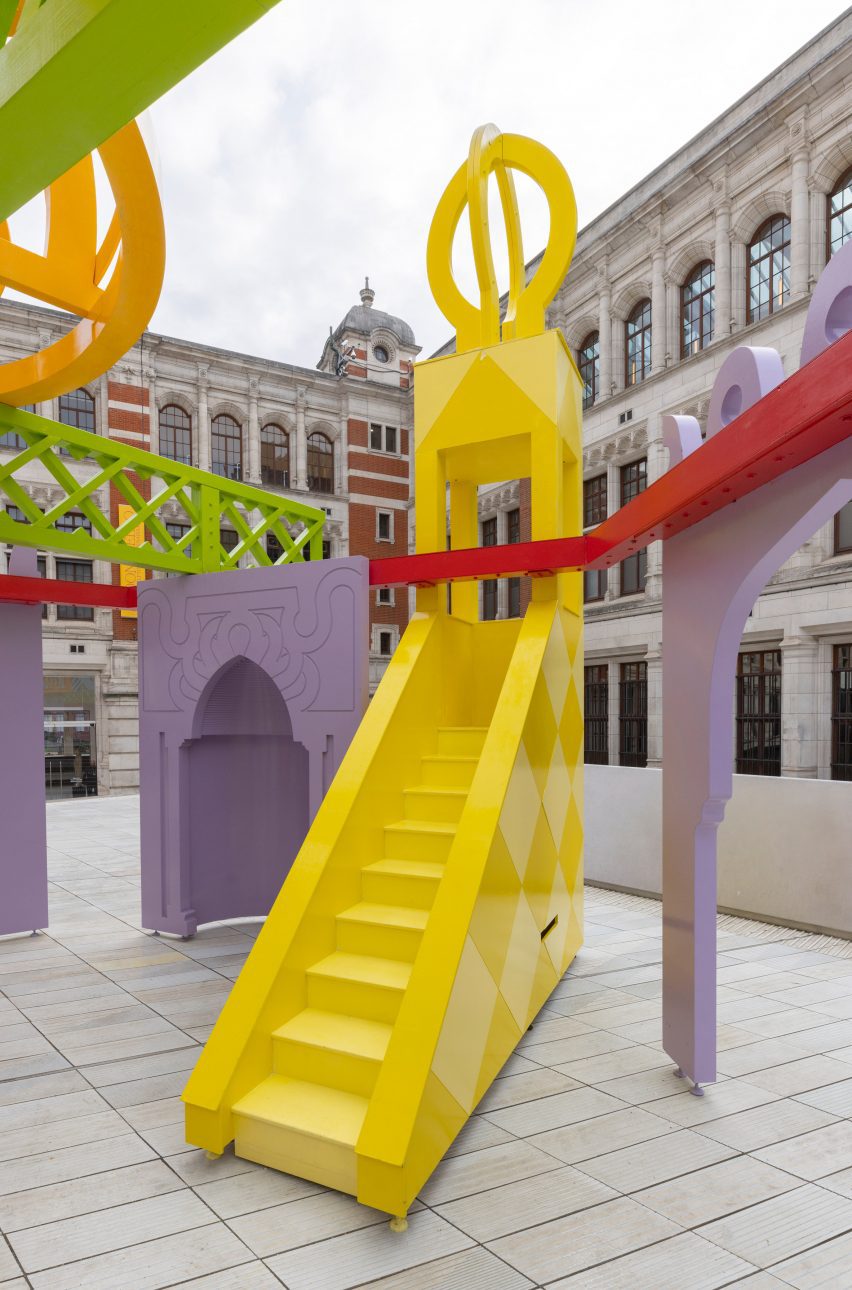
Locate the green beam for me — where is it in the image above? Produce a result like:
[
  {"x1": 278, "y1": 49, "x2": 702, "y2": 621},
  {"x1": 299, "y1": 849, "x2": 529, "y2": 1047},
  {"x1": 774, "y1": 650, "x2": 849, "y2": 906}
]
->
[
  {"x1": 0, "y1": 404, "x2": 325, "y2": 574},
  {"x1": 0, "y1": 0, "x2": 284, "y2": 220}
]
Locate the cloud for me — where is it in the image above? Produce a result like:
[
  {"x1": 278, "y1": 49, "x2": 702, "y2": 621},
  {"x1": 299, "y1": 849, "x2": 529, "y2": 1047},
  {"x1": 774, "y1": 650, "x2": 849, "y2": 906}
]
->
[{"x1": 133, "y1": 0, "x2": 846, "y2": 364}]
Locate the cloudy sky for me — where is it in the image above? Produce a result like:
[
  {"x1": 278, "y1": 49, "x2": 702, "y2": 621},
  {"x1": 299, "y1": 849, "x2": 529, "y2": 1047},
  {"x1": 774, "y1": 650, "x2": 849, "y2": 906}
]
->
[{"x1": 141, "y1": 0, "x2": 845, "y2": 365}]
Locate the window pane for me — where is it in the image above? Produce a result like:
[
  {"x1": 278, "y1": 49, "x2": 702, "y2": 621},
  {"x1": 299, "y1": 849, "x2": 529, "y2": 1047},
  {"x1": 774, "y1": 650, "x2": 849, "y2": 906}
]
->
[
  {"x1": 578, "y1": 332, "x2": 600, "y2": 408},
  {"x1": 260, "y1": 424, "x2": 289, "y2": 488},
  {"x1": 307, "y1": 433, "x2": 333, "y2": 493},
  {"x1": 58, "y1": 389, "x2": 95, "y2": 433},
  {"x1": 681, "y1": 261, "x2": 715, "y2": 357},
  {"x1": 833, "y1": 643, "x2": 852, "y2": 780},
  {"x1": 56, "y1": 559, "x2": 94, "y2": 621},
  {"x1": 747, "y1": 216, "x2": 790, "y2": 323},
  {"x1": 385, "y1": 426, "x2": 397, "y2": 454},
  {"x1": 836, "y1": 501, "x2": 852, "y2": 553},
  {"x1": 211, "y1": 415, "x2": 242, "y2": 481},
  {"x1": 159, "y1": 405, "x2": 192, "y2": 464},
  {"x1": 584, "y1": 475, "x2": 607, "y2": 527},
  {"x1": 625, "y1": 300, "x2": 651, "y2": 386}
]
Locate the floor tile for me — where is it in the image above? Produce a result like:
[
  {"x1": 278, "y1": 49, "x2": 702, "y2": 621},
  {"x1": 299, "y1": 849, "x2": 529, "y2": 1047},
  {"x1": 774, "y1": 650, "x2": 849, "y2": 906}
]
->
[
  {"x1": 716, "y1": 1039, "x2": 812, "y2": 1077},
  {"x1": 694, "y1": 1098, "x2": 838, "y2": 1151},
  {"x1": 633, "y1": 1154, "x2": 800, "y2": 1226},
  {"x1": 265, "y1": 1210, "x2": 473, "y2": 1290},
  {"x1": 477, "y1": 1067, "x2": 579, "y2": 1112},
  {"x1": 434, "y1": 1164, "x2": 617, "y2": 1240},
  {"x1": 10, "y1": 1189, "x2": 213, "y2": 1273},
  {"x1": 194, "y1": 1165, "x2": 320, "y2": 1219},
  {"x1": 574, "y1": 1127, "x2": 735, "y2": 1192},
  {"x1": 528, "y1": 1105, "x2": 675, "y2": 1164},
  {"x1": 744, "y1": 1055, "x2": 852, "y2": 1096},
  {"x1": 27, "y1": 1223, "x2": 254, "y2": 1290},
  {"x1": 486, "y1": 1195, "x2": 681, "y2": 1284},
  {"x1": 545, "y1": 1230, "x2": 755, "y2": 1289},
  {"x1": 419, "y1": 1139, "x2": 561, "y2": 1205},
  {"x1": 484, "y1": 1086, "x2": 627, "y2": 1137},
  {"x1": 754, "y1": 1120, "x2": 852, "y2": 1179},
  {"x1": 554, "y1": 1043, "x2": 669, "y2": 1085},
  {"x1": 228, "y1": 1189, "x2": 386, "y2": 1257},
  {"x1": 698, "y1": 1184, "x2": 852, "y2": 1267},
  {"x1": 356, "y1": 1245, "x2": 534, "y2": 1290},
  {"x1": 0, "y1": 1160, "x2": 184, "y2": 1233}
]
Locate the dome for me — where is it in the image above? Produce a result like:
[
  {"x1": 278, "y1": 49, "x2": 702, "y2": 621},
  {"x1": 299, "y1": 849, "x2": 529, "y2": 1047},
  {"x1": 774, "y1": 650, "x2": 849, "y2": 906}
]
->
[{"x1": 333, "y1": 279, "x2": 416, "y2": 348}]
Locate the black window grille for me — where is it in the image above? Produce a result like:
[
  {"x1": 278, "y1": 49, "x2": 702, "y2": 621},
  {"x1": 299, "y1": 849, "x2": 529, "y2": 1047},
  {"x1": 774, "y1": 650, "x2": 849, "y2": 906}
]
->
[
  {"x1": 307, "y1": 432, "x2": 333, "y2": 493},
  {"x1": 736, "y1": 649, "x2": 782, "y2": 775},
  {"x1": 585, "y1": 664, "x2": 608, "y2": 765},
  {"x1": 56, "y1": 559, "x2": 94, "y2": 621},
  {"x1": 481, "y1": 516, "x2": 498, "y2": 620},
  {"x1": 619, "y1": 661, "x2": 647, "y2": 766},
  {"x1": 747, "y1": 216, "x2": 790, "y2": 324},
  {"x1": 578, "y1": 332, "x2": 599, "y2": 409},
  {"x1": 159, "y1": 405, "x2": 192, "y2": 464},
  {"x1": 681, "y1": 261, "x2": 715, "y2": 356},
  {"x1": 832, "y1": 643, "x2": 852, "y2": 781},
  {"x1": 507, "y1": 507, "x2": 521, "y2": 618}
]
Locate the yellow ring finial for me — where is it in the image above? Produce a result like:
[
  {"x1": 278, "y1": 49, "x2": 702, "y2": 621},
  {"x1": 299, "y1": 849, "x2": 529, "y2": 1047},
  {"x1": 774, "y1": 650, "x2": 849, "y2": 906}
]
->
[{"x1": 426, "y1": 126, "x2": 577, "y2": 354}]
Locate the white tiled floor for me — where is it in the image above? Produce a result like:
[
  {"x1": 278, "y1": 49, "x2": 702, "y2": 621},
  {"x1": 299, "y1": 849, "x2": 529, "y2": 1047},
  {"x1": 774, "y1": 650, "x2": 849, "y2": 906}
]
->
[{"x1": 3, "y1": 797, "x2": 852, "y2": 1287}]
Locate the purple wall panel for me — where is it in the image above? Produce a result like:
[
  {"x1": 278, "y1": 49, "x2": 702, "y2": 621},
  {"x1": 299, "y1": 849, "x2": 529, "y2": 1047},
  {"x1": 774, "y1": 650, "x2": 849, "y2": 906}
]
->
[
  {"x1": 138, "y1": 558, "x2": 369, "y2": 936},
  {"x1": 0, "y1": 548, "x2": 48, "y2": 936}
]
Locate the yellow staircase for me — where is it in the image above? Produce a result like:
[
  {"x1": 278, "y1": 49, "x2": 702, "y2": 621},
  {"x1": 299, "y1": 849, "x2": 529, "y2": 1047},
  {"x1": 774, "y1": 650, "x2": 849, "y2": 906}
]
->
[
  {"x1": 230, "y1": 726, "x2": 486, "y2": 1195},
  {"x1": 184, "y1": 126, "x2": 586, "y2": 1217}
]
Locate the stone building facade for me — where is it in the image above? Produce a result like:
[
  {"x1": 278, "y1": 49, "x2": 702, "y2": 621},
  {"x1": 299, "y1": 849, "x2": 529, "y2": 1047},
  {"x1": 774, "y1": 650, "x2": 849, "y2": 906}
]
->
[
  {"x1": 0, "y1": 283, "x2": 416, "y2": 796},
  {"x1": 478, "y1": 12, "x2": 852, "y2": 781}
]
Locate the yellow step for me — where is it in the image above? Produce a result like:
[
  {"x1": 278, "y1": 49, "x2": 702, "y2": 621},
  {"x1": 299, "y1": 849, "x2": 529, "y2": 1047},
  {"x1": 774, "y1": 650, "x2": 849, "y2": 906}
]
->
[
  {"x1": 383, "y1": 818, "x2": 455, "y2": 862},
  {"x1": 362, "y1": 858, "x2": 444, "y2": 909},
  {"x1": 306, "y1": 951, "x2": 411, "y2": 1023},
  {"x1": 233, "y1": 1075, "x2": 366, "y2": 1195},
  {"x1": 403, "y1": 785, "x2": 468, "y2": 823},
  {"x1": 273, "y1": 1008, "x2": 391, "y2": 1097},
  {"x1": 336, "y1": 901, "x2": 428, "y2": 961},
  {"x1": 437, "y1": 725, "x2": 488, "y2": 755},
  {"x1": 421, "y1": 754, "x2": 479, "y2": 788}
]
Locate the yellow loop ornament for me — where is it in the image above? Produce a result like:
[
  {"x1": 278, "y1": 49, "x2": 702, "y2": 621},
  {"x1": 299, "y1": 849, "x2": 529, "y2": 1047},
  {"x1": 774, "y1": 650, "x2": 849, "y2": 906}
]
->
[
  {"x1": 0, "y1": 117, "x2": 165, "y2": 406},
  {"x1": 427, "y1": 124, "x2": 577, "y2": 354}
]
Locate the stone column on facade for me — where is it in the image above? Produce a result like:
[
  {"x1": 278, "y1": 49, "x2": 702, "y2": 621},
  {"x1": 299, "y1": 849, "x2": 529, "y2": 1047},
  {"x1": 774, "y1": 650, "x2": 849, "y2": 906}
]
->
[
  {"x1": 791, "y1": 145, "x2": 811, "y2": 298},
  {"x1": 597, "y1": 265, "x2": 611, "y2": 399},
  {"x1": 645, "y1": 641, "x2": 663, "y2": 768},
  {"x1": 714, "y1": 201, "x2": 731, "y2": 338},
  {"x1": 610, "y1": 315, "x2": 624, "y2": 395},
  {"x1": 810, "y1": 183, "x2": 827, "y2": 284},
  {"x1": 196, "y1": 364, "x2": 210, "y2": 472},
  {"x1": 665, "y1": 275, "x2": 679, "y2": 367},
  {"x1": 247, "y1": 376, "x2": 260, "y2": 484},
  {"x1": 336, "y1": 406, "x2": 348, "y2": 498},
  {"x1": 651, "y1": 246, "x2": 666, "y2": 374},
  {"x1": 730, "y1": 240, "x2": 746, "y2": 330},
  {"x1": 780, "y1": 632, "x2": 819, "y2": 777},
  {"x1": 644, "y1": 424, "x2": 666, "y2": 601},
  {"x1": 295, "y1": 388, "x2": 308, "y2": 490},
  {"x1": 604, "y1": 456, "x2": 620, "y2": 599}
]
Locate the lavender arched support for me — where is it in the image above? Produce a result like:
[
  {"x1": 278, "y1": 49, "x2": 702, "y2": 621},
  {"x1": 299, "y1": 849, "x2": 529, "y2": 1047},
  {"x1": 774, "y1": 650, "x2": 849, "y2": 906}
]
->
[
  {"x1": 0, "y1": 547, "x2": 48, "y2": 936},
  {"x1": 138, "y1": 558, "x2": 369, "y2": 937},
  {"x1": 663, "y1": 442, "x2": 852, "y2": 1086}
]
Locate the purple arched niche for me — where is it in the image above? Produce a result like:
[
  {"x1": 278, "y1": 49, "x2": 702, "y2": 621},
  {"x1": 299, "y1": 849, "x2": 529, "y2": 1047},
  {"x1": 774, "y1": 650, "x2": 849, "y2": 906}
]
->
[
  {"x1": 663, "y1": 440, "x2": 852, "y2": 1089},
  {"x1": 138, "y1": 558, "x2": 369, "y2": 936},
  {"x1": 183, "y1": 657, "x2": 309, "y2": 930}
]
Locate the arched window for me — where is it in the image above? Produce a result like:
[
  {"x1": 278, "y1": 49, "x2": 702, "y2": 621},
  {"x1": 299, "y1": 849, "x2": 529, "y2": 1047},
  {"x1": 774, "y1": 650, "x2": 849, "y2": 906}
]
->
[
  {"x1": 828, "y1": 170, "x2": 852, "y2": 257},
  {"x1": 577, "y1": 332, "x2": 599, "y2": 409},
  {"x1": 747, "y1": 215, "x2": 790, "y2": 323},
  {"x1": 681, "y1": 261, "x2": 715, "y2": 357},
  {"x1": 158, "y1": 404, "x2": 192, "y2": 464},
  {"x1": 307, "y1": 432, "x2": 333, "y2": 494},
  {"x1": 261, "y1": 423, "x2": 289, "y2": 488},
  {"x1": 625, "y1": 300, "x2": 651, "y2": 386},
  {"x1": 211, "y1": 414, "x2": 242, "y2": 481},
  {"x1": 58, "y1": 388, "x2": 95, "y2": 432}
]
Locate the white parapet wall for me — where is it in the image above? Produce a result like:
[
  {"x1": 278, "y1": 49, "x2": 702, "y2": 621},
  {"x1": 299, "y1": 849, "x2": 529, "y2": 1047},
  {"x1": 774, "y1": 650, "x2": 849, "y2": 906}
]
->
[{"x1": 586, "y1": 765, "x2": 852, "y2": 937}]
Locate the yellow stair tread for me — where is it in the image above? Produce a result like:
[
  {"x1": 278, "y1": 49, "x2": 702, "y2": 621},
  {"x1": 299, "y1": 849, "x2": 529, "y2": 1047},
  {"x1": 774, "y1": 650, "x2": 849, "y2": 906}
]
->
[
  {"x1": 384, "y1": 818, "x2": 456, "y2": 835},
  {"x1": 307, "y1": 951, "x2": 412, "y2": 991},
  {"x1": 273, "y1": 1008, "x2": 391, "y2": 1060},
  {"x1": 234, "y1": 1075, "x2": 367, "y2": 1145},
  {"x1": 421, "y1": 753, "x2": 479, "y2": 764},
  {"x1": 438, "y1": 726, "x2": 489, "y2": 733},
  {"x1": 364, "y1": 858, "x2": 445, "y2": 880},
  {"x1": 404, "y1": 785, "x2": 468, "y2": 798},
  {"x1": 337, "y1": 902, "x2": 429, "y2": 930}
]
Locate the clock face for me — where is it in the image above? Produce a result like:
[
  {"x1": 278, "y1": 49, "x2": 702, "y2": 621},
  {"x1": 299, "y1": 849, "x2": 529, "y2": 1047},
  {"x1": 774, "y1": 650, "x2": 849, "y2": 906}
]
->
[{"x1": 373, "y1": 344, "x2": 390, "y2": 364}]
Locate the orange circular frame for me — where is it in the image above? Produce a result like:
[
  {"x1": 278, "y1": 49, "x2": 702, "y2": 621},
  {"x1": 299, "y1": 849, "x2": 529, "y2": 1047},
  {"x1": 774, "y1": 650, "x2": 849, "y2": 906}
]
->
[{"x1": 0, "y1": 118, "x2": 165, "y2": 406}]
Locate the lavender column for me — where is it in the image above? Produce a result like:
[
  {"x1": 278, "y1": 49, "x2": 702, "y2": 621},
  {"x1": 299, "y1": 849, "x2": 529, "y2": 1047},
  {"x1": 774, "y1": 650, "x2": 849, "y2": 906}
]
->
[{"x1": 0, "y1": 548, "x2": 48, "y2": 936}]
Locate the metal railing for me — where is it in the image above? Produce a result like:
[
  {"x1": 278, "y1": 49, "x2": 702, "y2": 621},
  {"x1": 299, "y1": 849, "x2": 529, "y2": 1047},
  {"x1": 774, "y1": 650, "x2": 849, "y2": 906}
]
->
[{"x1": 0, "y1": 405, "x2": 325, "y2": 574}]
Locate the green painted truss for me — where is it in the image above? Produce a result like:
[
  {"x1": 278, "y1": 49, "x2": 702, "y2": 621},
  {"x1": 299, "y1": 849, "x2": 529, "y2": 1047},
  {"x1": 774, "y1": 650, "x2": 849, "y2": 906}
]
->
[{"x1": 0, "y1": 405, "x2": 325, "y2": 574}]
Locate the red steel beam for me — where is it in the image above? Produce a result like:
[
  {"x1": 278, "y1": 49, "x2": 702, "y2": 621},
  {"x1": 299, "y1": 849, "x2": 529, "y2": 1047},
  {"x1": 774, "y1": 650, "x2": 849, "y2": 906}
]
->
[
  {"x1": 587, "y1": 329, "x2": 852, "y2": 569},
  {"x1": 368, "y1": 536, "x2": 606, "y2": 587},
  {"x1": 0, "y1": 575, "x2": 137, "y2": 609}
]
